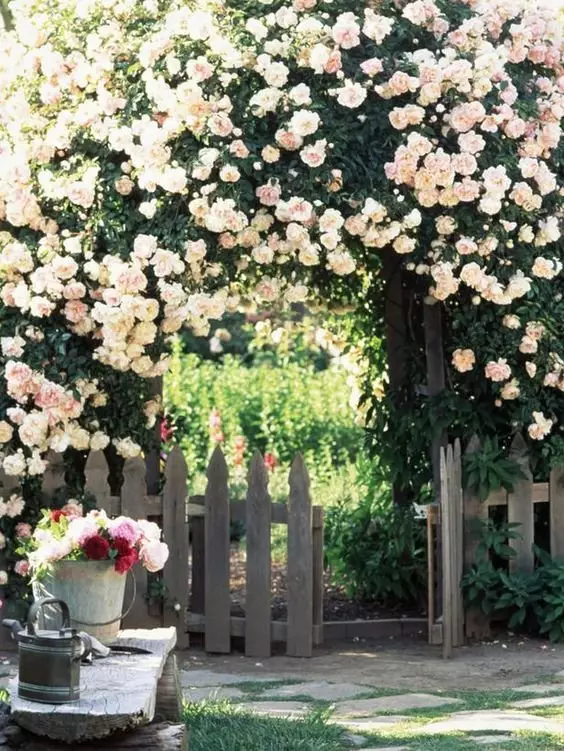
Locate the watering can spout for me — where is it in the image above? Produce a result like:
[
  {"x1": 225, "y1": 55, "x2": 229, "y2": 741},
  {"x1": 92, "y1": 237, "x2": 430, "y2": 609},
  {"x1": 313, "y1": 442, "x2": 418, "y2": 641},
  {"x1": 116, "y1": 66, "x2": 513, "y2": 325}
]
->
[{"x1": 2, "y1": 619, "x2": 23, "y2": 640}]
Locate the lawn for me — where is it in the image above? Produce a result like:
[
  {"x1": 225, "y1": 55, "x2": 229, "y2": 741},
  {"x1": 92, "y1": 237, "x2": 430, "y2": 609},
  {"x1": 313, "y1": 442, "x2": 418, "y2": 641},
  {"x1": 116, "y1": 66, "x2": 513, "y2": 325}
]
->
[{"x1": 183, "y1": 685, "x2": 564, "y2": 751}]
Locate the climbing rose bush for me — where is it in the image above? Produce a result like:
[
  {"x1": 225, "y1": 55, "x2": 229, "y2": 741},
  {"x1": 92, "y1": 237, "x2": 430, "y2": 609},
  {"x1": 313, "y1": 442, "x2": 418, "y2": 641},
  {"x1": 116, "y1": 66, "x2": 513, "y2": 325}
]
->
[{"x1": 0, "y1": 0, "x2": 563, "y2": 519}]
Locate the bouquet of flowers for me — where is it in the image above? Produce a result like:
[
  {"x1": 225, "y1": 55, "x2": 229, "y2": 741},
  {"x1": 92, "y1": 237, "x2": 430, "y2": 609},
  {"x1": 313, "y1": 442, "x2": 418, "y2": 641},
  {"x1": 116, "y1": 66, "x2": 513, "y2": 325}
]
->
[{"x1": 19, "y1": 502, "x2": 169, "y2": 579}]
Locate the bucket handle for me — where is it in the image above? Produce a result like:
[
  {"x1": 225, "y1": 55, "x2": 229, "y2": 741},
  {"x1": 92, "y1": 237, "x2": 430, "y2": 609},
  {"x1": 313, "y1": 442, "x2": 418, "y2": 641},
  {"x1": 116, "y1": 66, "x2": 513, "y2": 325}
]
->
[
  {"x1": 27, "y1": 597, "x2": 70, "y2": 635},
  {"x1": 39, "y1": 569, "x2": 137, "y2": 629}
]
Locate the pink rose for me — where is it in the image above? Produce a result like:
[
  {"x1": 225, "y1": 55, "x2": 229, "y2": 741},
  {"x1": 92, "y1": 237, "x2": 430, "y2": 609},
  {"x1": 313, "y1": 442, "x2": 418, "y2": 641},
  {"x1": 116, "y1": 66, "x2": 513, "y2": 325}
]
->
[
  {"x1": 16, "y1": 522, "x2": 32, "y2": 539},
  {"x1": 14, "y1": 560, "x2": 30, "y2": 577},
  {"x1": 139, "y1": 540, "x2": 169, "y2": 573},
  {"x1": 485, "y1": 358, "x2": 512, "y2": 382}
]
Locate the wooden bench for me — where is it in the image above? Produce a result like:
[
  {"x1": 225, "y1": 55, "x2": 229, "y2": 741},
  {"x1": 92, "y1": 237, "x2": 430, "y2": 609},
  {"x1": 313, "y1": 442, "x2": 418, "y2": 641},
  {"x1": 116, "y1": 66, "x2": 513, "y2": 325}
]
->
[{"x1": 8, "y1": 627, "x2": 187, "y2": 749}]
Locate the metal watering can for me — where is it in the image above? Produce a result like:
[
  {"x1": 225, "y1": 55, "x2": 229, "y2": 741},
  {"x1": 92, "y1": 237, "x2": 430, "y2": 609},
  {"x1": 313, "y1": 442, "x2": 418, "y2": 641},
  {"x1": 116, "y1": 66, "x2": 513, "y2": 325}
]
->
[{"x1": 3, "y1": 597, "x2": 92, "y2": 704}]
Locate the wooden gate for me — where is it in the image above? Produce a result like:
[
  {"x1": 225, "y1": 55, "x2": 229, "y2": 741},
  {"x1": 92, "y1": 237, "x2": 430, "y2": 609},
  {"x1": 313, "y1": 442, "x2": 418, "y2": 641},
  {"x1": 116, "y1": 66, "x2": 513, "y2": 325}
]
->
[{"x1": 187, "y1": 447, "x2": 324, "y2": 658}]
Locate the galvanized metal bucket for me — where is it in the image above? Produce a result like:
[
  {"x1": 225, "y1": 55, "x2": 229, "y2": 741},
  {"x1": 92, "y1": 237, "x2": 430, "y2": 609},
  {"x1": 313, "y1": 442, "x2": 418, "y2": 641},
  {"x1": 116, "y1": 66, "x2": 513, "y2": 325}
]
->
[{"x1": 32, "y1": 561, "x2": 133, "y2": 644}]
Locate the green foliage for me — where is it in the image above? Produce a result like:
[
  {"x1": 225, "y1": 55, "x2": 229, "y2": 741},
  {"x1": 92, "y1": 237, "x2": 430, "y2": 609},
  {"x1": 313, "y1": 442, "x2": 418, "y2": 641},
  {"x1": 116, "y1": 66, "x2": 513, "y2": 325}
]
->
[
  {"x1": 164, "y1": 338, "x2": 362, "y2": 490},
  {"x1": 463, "y1": 438, "x2": 524, "y2": 501},
  {"x1": 463, "y1": 521, "x2": 564, "y2": 641},
  {"x1": 324, "y1": 481, "x2": 427, "y2": 607}
]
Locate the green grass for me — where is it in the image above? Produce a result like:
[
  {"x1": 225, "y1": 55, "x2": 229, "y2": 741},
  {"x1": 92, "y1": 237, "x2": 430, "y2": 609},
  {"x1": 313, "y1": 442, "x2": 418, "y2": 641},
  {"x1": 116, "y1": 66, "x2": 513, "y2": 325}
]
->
[{"x1": 183, "y1": 700, "x2": 346, "y2": 750}]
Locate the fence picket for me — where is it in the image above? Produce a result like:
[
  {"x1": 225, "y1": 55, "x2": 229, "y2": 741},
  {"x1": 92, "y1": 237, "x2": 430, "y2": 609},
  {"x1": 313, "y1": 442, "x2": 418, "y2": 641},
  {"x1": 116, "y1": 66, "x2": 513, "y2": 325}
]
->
[
  {"x1": 463, "y1": 435, "x2": 490, "y2": 639},
  {"x1": 312, "y1": 506, "x2": 324, "y2": 646},
  {"x1": 205, "y1": 447, "x2": 231, "y2": 653},
  {"x1": 508, "y1": 433, "x2": 534, "y2": 575},
  {"x1": 162, "y1": 447, "x2": 190, "y2": 649},
  {"x1": 189, "y1": 495, "x2": 206, "y2": 615},
  {"x1": 452, "y1": 440, "x2": 464, "y2": 647},
  {"x1": 41, "y1": 451, "x2": 66, "y2": 498},
  {"x1": 550, "y1": 468, "x2": 564, "y2": 559},
  {"x1": 245, "y1": 453, "x2": 272, "y2": 658},
  {"x1": 440, "y1": 447, "x2": 453, "y2": 658},
  {"x1": 0, "y1": 468, "x2": 19, "y2": 650},
  {"x1": 84, "y1": 450, "x2": 112, "y2": 514},
  {"x1": 287, "y1": 455, "x2": 313, "y2": 657},
  {"x1": 121, "y1": 456, "x2": 155, "y2": 628}
]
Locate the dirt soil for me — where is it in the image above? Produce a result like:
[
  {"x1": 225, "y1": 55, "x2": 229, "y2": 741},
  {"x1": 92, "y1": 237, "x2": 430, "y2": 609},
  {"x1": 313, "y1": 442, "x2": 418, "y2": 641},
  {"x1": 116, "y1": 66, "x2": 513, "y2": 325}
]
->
[
  {"x1": 229, "y1": 547, "x2": 424, "y2": 622},
  {"x1": 182, "y1": 635, "x2": 564, "y2": 692}
]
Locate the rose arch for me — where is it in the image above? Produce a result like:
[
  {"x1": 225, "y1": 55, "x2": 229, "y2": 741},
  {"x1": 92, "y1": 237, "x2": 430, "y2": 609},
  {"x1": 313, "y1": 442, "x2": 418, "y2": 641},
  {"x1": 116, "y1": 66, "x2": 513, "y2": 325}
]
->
[{"x1": 0, "y1": 0, "x2": 563, "y2": 605}]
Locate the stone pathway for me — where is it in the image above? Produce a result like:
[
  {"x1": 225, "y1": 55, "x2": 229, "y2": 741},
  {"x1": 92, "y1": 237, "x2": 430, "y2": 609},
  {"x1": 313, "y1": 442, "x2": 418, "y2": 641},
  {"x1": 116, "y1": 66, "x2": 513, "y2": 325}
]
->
[{"x1": 177, "y1": 659, "x2": 564, "y2": 748}]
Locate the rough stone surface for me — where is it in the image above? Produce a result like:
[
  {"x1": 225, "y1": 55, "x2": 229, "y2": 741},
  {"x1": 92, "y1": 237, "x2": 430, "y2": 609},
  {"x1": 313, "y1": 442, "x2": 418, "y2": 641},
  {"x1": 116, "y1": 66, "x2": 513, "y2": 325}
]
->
[
  {"x1": 361, "y1": 748, "x2": 410, "y2": 751},
  {"x1": 330, "y1": 715, "x2": 411, "y2": 731},
  {"x1": 342, "y1": 732, "x2": 367, "y2": 747},
  {"x1": 263, "y1": 681, "x2": 368, "y2": 701},
  {"x1": 421, "y1": 710, "x2": 564, "y2": 734},
  {"x1": 180, "y1": 670, "x2": 276, "y2": 688},
  {"x1": 183, "y1": 686, "x2": 245, "y2": 703},
  {"x1": 510, "y1": 694, "x2": 564, "y2": 709},
  {"x1": 334, "y1": 693, "x2": 462, "y2": 716},
  {"x1": 473, "y1": 736, "x2": 512, "y2": 745},
  {"x1": 512, "y1": 684, "x2": 563, "y2": 694},
  {"x1": 235, "y1": 701, "x2": 310, "y2": 718}
]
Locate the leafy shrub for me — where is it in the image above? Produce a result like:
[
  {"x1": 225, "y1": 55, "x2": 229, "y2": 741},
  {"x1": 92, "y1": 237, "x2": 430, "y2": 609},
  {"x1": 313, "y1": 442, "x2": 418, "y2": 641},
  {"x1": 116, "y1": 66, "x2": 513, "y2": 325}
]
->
[
  {"x1": 324, "y1": 486, "x2": 427, "y2": 608},
  {"x1": 164, "y1": 339, "x2": 363, "y2": 491}
]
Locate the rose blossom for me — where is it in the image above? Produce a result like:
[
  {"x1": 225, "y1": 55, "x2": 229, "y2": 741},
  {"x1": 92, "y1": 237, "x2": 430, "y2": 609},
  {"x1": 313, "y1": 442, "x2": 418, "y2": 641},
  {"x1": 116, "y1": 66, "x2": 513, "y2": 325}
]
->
[
  {"x1": 452, "y1": 348, "x2": 475, "y2": 373},
  {"x1": 16, "y1": 522, "x2": 32, "y2": 538},
  {"x1": 139, "y1": 539, "x2": 169, "y2": 572},
  {"x1": 14, "y1": 560, "x2": 30, "y2": 577},
  {"x1": 485, "y1": 358, "x2": 512, "y2": 382}
]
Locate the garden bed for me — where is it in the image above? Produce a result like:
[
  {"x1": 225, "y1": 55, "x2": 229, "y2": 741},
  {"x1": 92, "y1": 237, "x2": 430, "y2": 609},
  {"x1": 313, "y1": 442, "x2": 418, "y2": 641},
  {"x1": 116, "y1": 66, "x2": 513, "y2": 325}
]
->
[{"x1": 229, "y1": 546, "x2": 425, "y2": 623}]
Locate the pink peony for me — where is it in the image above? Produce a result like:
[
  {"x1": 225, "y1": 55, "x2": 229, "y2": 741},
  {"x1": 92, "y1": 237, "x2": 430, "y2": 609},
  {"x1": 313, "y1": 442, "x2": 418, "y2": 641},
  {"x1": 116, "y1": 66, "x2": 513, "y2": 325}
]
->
[
  {"x1": 139, "y1": 540, "x2": 169, "y2": 573},
  {"x1": 67, "y1": 516, "x2": 99, "y2": 545},
  {"x1": 108, "y1": 516, "x2": 141, "y2": 546},
  {"x1": 138, "y1": 519, "x2": 162, "y2": 542}
]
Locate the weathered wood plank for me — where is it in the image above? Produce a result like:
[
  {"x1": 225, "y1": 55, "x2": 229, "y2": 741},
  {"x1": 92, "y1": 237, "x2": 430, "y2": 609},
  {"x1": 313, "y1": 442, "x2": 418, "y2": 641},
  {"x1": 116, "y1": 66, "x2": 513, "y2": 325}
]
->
[
  {"x1": 287, "y1": 455, "x2": 313, "y2": 657},
  {"x1": 508, "y1": 433, "x2": 534, "y2": 575},
  {"x1": 550, "y1": 467, "x2": 564, "y2": 559},
  {"x1": 427, "y1": 505, "x2": 436, "y2": 645},
  {"x1": 85, "y1": 450, "x2": 112, "y2": 515},
  {"x1": 0, "y1": 467, "x2": 19, "y2": 651},
  {"x1": 312, "y1": 506, "x2": 324, "y2": 646},
  {"x1": 41, "y1": 451, "x2": 66, "y2": 498},
  {"x1": 204, "y1": 447, "x2": 231, "y2": 654},
  {"x1": 245, "y1": 453, "x2": 272, "y2": 658},
  {"x1": 121, "y1": 458, "x2": 155, "y2": 629},
  {"x1": 162, "y1": 447, "x2": 189, "y2": 649},
  {"x1": 440, "y1": 447, "x2": 452, "y2": 658},
  {"x1": 453, "y1": 440, "x2": 464, "y2": 647},
  {"x1": 11, "y1": 628, "x2": 177, "y2": 742},
  {"x1": 154, "y1": 654, "x2": 182, "y2": 723},
  {"x1": 190, "y1": 496, "x2": 205, "y2": 615},
  {"x1": 18, "y1": 723, "x2": 187, "y2": 751},
  {"x1": 187, "y1": 499, "x2": 324, "y2": 527},
  {"x1": 486, "y1": 482, "x2": 548, "y2": 507},
  {"x1": 463, "y1": 436, "x2": 490, "y2": 639},
  {"x1": 188, "y1": 612, "x2": 321, "y2": 643}
]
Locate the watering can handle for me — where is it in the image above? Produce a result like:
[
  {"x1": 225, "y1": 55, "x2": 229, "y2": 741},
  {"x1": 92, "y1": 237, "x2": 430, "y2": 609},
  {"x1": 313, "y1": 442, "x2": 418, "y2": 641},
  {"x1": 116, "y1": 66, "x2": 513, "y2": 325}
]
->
[
  {"x1": 68, "y1": 569, "x2": 137, "y2": 628},
  {"x1": 27, "y1": 597, "x2": 71, "y2": 635}
]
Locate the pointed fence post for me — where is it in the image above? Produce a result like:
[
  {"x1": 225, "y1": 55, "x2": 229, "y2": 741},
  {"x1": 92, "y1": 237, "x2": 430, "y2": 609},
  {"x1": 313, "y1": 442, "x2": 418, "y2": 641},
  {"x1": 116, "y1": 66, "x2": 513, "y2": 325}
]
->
[
  {"x1": 550, "y1": 467, "x2": 564, "y2": 559},
  {"x1": 508, "y1": 433, "x2": 534, "y2": 575},
  {"x1": 163, "y1": 447, "x2": 190, "y2": 648},
  {"x1": 287, "y1": 455, "x2": 313, "y2": 657},
  {"x1": 121, "y1": 456, "x2": 154, "y2": 628},
  {"x1": 204, "y1": 447, "x2": 231, "y2": 653},
  {"x1": 463, "y1": 435, "x2": 490, "y2": 639},
  {"x1": 245, "y1": 453, "x2": 272, "y2": 658},
  {"x1": 84, "y1": 450, "x2": 112, "y2": 514}
]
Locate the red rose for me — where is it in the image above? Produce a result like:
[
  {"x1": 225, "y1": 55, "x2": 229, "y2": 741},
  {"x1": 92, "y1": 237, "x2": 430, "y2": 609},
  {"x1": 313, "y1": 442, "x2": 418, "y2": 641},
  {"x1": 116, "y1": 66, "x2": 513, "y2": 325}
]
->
[
  {"x1": 112, "y1": 537, "x2": 133, "y2": 557},
  {"x1": 50, "y1": 510, "x2": 65, "y2": 523},
  {"x1": 115, "y1": 548, "x2": 138, "y2": 574},
  {"x1": 83, "y1": 535, "x2": 110, "y2": 561}
]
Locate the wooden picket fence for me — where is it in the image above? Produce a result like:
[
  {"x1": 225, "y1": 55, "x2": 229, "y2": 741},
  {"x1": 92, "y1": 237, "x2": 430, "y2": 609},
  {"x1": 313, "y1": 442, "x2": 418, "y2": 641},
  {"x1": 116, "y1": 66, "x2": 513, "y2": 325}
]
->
[
  {"x1": 0, "y1": 445, "x2": 323, "y2": 657},
  {"x1": 187, "y1": 448, "x2": 324, "y2": 658},
  {"x1": 429, "y1": 433, "x2": 564, "y2": 655},
  {"x1": 0, "y1": 446, "x2": 191, "y2": 651}
]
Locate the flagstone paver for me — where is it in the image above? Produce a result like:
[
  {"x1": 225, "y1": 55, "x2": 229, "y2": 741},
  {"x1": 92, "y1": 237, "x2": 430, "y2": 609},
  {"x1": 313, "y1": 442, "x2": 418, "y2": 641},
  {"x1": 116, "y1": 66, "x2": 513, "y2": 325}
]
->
[
  {"x1": 510, "y1": 694, "x2": 564, "y2": 709},
  {"x1": 235, "y1": 701, "x2": 310, "y2": 718},
  {"x1": 342, "y1": 732, "x2": 368, "y2": 747},
  {"x1": 183, "y1": 686, "x2": 245, "y2": 702},
  {"x1": 334, "y1": 693, "x2": 463, "y2": 716},
  {"x1": 362, "y1": 748, "x2": 410, "y2": 751},
  {"x1": 180, "y1": 670, "x2": 277, "y2": 687},
  {"x1": 512, "y1": 684, "x2": 564, "y2": 694},
  {"x1": 262, "y1": 681, "x2": 369, "y2": 701},
  {"x1": 420, "y1": 710, "x2": 564, "y2": 734},
  {"x1": 330, "y1": 715, "x2": 411, "y2": 731}
]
